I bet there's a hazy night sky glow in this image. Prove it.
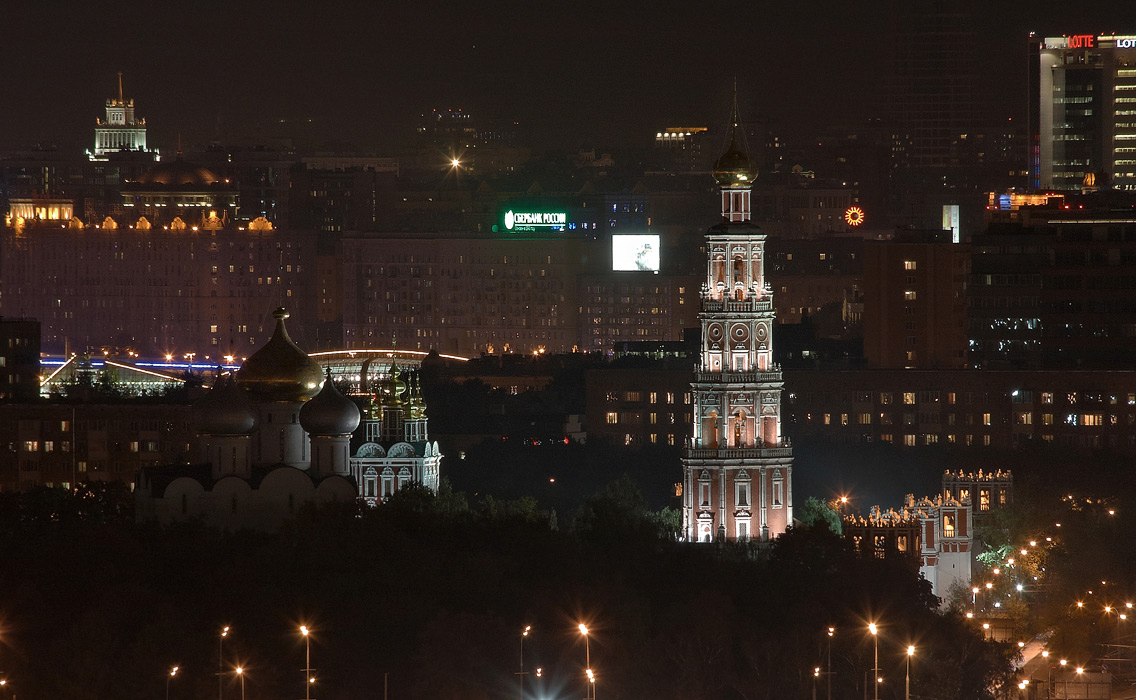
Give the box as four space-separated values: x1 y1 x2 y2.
0 0 1127 153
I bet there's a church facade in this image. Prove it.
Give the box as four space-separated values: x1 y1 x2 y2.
135 308 442 531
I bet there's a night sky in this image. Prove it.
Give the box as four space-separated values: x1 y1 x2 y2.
1 0 1129 154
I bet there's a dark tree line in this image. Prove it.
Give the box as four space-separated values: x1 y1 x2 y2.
0 481 1013 700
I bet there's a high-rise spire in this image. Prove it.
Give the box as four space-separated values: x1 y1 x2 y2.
117 72 124 104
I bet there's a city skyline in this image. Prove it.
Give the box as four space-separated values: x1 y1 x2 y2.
1 1 1126 154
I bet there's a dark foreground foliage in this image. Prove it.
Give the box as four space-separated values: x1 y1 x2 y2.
0 483 1013 700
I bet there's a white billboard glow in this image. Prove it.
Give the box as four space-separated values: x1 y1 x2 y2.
612 234 660 272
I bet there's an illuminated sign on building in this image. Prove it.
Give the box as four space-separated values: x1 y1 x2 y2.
844 206 865 227
502 210 567 232
1118 38 1136 49
1067 34 1095 48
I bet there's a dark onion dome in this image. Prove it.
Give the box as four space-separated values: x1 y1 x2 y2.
239 307 324 402
135 159 220 187
712 135 755 188
300 369 362 436
193 374 257 435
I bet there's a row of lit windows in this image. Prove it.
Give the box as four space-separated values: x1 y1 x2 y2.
606 412 687 425
623 433 677 446
21 438 160 453
604 391 690 404
880 434 992 446
798 390 1136 407
809 411 1118 428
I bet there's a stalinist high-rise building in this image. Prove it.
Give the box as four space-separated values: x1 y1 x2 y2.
681 107 793 543
90 73 153 160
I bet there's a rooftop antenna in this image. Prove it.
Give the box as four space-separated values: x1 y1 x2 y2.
117 72 124 104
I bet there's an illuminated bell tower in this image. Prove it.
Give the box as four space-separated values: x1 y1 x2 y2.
681 104 793 543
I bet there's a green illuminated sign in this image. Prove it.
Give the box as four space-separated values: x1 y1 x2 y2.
503 210 567 232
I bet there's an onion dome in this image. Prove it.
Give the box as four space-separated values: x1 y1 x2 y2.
712 103 755 188
192 373 257 435
378 362 406 407
405 372 426 420
391 363 407 401
300 369 362 436
239 308 324 402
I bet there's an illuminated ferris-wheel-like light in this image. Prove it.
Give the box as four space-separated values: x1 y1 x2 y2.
844 206 865 227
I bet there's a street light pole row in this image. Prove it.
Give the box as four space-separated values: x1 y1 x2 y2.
171 623 315 700
833 623 913 700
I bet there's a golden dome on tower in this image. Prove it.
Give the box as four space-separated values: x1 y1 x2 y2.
712 104 754 188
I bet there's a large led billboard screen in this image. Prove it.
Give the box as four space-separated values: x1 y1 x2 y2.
612 234 660 272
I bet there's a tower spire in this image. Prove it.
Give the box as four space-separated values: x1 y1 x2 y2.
712 85 755 221
117 72 124 104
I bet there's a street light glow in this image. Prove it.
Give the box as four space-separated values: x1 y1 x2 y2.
868 623 877 635
171 666 179 677
907 645 915 656
300 625 309 636
579 623 588 636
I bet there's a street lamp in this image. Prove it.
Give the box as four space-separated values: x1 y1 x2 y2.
300 625 313 700
1060 659 1067 699
167 665 179 700
826 626 835 700
235 667 245 700
219 626 230 700
905 646 914 700
1042 651 1051 700
868 623 879 700
579 624 592 700
520 625 531 700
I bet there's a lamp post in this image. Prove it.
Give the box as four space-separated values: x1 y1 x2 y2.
1059 659 1067 699
579 624 592 700
235 668 245 700
300 625 313 700
827 627 835 700
219 626 229 700
905 646 914 700
1042 651 1051 700
520 625 531 700
167 666 179 700
868 623 879 700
